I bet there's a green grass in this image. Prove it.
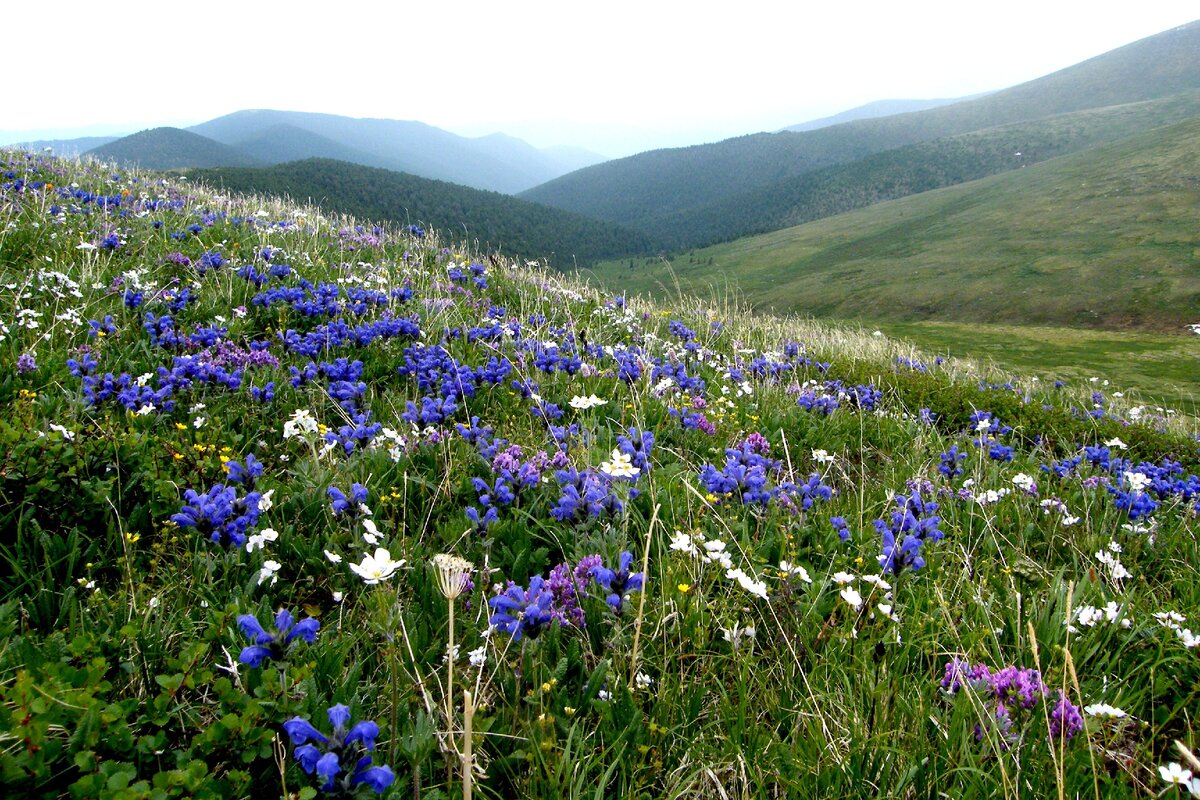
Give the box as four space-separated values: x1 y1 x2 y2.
588 117 1200 333
872 320 1200 415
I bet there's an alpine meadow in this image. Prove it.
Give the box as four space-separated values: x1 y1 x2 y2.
3 13 1200 800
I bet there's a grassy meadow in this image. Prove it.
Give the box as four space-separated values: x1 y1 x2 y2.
2 152 1200 800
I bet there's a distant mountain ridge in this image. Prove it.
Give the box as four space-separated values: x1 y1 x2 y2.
188 110 606 193
521 20 1200 250
61 110 608 194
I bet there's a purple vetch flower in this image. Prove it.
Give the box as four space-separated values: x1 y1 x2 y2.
16 352 36 373
1049 692 1083 740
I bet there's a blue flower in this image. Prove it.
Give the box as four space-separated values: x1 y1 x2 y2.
489 576 557 639
237 608 320 667
589 551 644 612
284 705 394 795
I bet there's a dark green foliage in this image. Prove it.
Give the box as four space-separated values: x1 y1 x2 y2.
85 128 264 170
188 159 659 266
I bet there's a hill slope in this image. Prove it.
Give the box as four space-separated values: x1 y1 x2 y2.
188 158 656 265
645 90 1200 250
522 21 1200 241
783 96 974 132
84 127 263 170
587 117 1200 332
189 109 603 193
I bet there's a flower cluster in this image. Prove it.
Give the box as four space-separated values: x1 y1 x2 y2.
283 704 395 795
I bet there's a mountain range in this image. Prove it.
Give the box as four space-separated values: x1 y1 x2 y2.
39 110 606 194
521 20 1200 251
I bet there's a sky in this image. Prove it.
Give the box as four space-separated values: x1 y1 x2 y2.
3 1 1198 158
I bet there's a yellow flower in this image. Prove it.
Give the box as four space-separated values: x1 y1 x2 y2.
677 583 692 593
175 423 187 431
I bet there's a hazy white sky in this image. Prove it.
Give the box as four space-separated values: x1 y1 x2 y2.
3 1 1197 157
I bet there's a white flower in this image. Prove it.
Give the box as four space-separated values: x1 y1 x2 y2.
1124 471 1151 494
283 408 318 439
635 672 654 689
779 561 812 583
876 603 900 622
332 591 344 602
362 518 381 545
324 549 343 564
48 423 75 441
148 596 159 610
600 448 640 478
1083 703 1127 718
721 621 757 649
245 528 279 553
569 394 606 409
468 645 487 669
1160 762 1193 786
349 548 405 584
840 587 864 609
811 449 835 465
1011 473 1037 493
669 530 698 556
1105 437 1128 450
258 559 281 586
192 416 206 429
832 571 856 586
860 574 893 591
257 490 275 513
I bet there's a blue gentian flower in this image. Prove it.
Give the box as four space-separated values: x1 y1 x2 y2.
589 551 644 612
284 704 393 795
237 608 320 668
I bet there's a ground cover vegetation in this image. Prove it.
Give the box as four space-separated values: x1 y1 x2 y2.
2 152 1199 799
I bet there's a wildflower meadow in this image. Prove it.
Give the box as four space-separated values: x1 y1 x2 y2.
1 150 1199 798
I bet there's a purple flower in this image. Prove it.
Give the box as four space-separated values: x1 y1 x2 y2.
16 352 36 374
1049 692 1083 740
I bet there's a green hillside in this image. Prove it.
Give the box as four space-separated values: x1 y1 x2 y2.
85 127 262 169
189 158 656 265
522 21 1200 248
587 117 1200 332
646 91 1200 250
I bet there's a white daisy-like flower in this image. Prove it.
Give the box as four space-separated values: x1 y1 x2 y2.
599 449 640 479
811 449 835 465
840 587 863 609
1159 762 1193 785
568 394 606 409
779 561 812 583
245 528 279 553
1083 703 1127 718
349 548 405 584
